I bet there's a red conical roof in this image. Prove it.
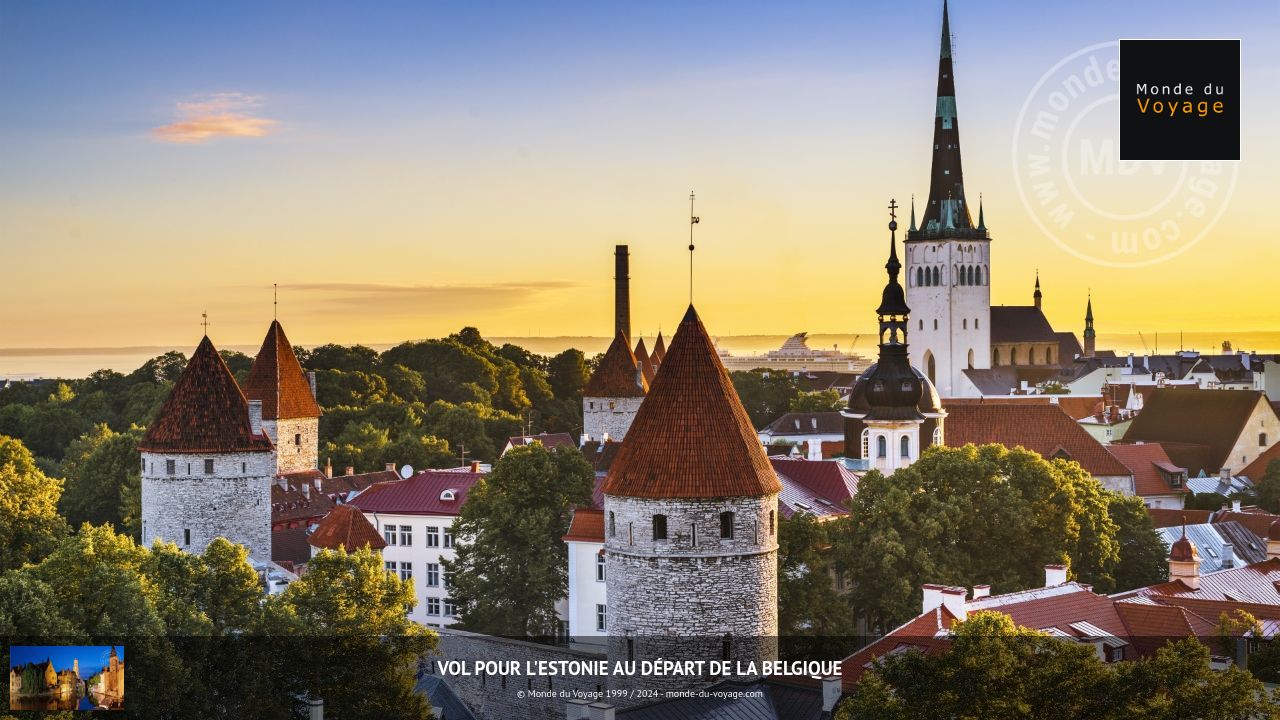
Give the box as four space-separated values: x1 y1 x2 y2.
652 332 667 364
243 320 322 420
139 336 273 453
603 306 781 499
584 331 647 398
633 337 656 385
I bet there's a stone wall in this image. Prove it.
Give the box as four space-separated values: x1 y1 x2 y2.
430 629 614 720
603 494 779 692
582 396 643 442
265 417 320 474
141 450 274 559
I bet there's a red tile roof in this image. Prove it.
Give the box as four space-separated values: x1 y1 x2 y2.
270 469 401 528
943 403 1132 477
768 457 859 508
1114 601 1215 657
603 306 781 500
652 332 667 364
242 320 322 420
1147 508 1212 528
1107 443 1188 497
1213 509 1280 541
307 504 387 551
634 337 656 385
840 606 958 688
346 469 484 516
583 331 647 398
942 395 1106 420
139 336 274 453
563 508 605 543
1241 442 1280 480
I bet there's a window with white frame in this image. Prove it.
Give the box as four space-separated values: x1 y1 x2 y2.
596 604 606 632
399 525 412 546
595 553 605 581
385 560 397 574
427 598 441 616
426 527 440 547
384 525 397 546
426 563 440 587
444 598 457 616
399 562 412 582
443 527 454 549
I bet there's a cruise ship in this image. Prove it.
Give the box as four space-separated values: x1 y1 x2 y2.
717 332 872 373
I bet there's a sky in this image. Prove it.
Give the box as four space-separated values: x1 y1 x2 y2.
10 645 122 677
1 0 1277 350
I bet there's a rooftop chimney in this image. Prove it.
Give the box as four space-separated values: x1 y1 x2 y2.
614 245 631 343
470 460 481 473
248 399 264 436
301 483 311 500
1222 542 1235 569
921 584 967 621
566 699 592 719
821 676 842 713
385 462 396 472
307 697 323 720
587 702 616 720
345 466 355 476
1044 564 1068 587
971 585 991 600
308 370 318 400
325 457 333 479
1221 467 1232 481
1232 498 1242 513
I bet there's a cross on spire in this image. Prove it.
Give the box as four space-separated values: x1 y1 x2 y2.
201 311 210 336
273 283 278 321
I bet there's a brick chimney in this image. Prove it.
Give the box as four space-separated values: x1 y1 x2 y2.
385 462 395 472
324 457 333 479
301 483 311 500
307 370 318 400
248 399 264 436
922 584 967 621
566 699 591 720
614 245 631 343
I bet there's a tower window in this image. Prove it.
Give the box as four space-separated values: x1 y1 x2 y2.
933 319 938 331
1262 433 1268 447
963 319 967 329
242 462 246 473
861 428 870 458
295 433 302 446
919 319 924 331
720 512 735 539
975 318 980 329
628 523 633 546
933 426 944 445
141 458 146 472
932 267 940 286
597 604 607 632
609 511 616 538
877 436 888 459
901 436 911 458
916 267 924 287
204 459 214 474
652 514 667 541
166 459 176 475
183 528 191 546
770 510 776 535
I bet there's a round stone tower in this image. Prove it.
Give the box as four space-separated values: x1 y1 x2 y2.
138 335 275 559
582 330 647 444
602 305 780 692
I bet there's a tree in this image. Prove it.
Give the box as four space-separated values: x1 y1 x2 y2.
1113 639 1279 720
445 444 594 636
0 436 68 571
730 369 802 428
831 444 1121 630
386 432 454 471
59 424 144 536
1253 459 1280 513
1108 493 1169 591
789 390 845 413
263 546 437 720
323 421 391 473
777 513 856 638
839 611 1116 720
547 349 589 400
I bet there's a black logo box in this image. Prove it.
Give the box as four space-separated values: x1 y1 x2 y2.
1120 39 1240 161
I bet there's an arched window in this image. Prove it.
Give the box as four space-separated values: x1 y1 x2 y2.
861 428 871 458
967 348 975 368
993 347 1001 365
980 265 987 285
933 426 944 446
720 512 735 539
900 436 911 458
969 266 977 285
926 352 936 383
963 318 968 329
932 267 940 286
652 514 667 541
1030 348 1038 365
876 435 888 459
1011 348 1020 365
975 317 980 329
917 267 925 287
919 319 924 331
956 265 963 285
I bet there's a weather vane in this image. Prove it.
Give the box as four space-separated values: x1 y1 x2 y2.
689 191 700 303
201 311 210 336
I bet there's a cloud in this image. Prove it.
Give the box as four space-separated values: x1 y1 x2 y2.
275 281 581 314
151 92 278 144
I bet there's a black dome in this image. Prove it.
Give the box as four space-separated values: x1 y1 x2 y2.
847 362 943 418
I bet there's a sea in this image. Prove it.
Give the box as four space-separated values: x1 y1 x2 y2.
3 331 1280 381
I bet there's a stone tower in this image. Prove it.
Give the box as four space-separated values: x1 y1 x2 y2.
602 305 780 692
905 0 992 397
139 336 274 558
582 331 647 443
242 320 322 475
843 206 945 473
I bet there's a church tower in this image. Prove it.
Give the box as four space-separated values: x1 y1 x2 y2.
1084 295 1096 358
844 203 945 473
603 306 780 692
905 0 991 397
242 320 322 475
139 336 274 558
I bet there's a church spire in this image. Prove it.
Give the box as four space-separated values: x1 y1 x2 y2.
1034 271 1042 309
1084 293 1096 357
918 0 973 234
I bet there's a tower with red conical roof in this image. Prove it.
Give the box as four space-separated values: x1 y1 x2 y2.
905 0 992 398
139 335 274 558
582 331 647 443
602 305 779 692
242 320 322 474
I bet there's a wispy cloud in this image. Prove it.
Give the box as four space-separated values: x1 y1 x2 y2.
151 92 278 144
275 281 580 314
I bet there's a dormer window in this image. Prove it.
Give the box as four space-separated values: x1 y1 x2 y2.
440 489 457 501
